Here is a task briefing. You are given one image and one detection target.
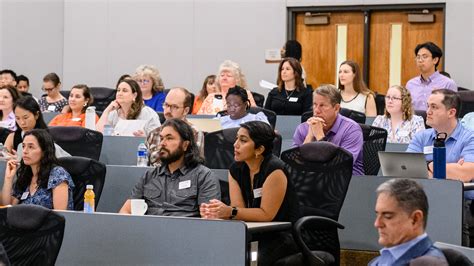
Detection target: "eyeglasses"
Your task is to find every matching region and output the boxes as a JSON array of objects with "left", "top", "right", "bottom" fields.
[
  {"left": 137, "top": 79, "right": 151, "bottom": 84},
  {"left": 415, "top": 54, "right": 431, "bottom": 62},
  {"left": 385, "top": 96, "right": 402, "bottom": 101},
  {"left": 162, "top": 103, "right": 183, "bottom": 111}
]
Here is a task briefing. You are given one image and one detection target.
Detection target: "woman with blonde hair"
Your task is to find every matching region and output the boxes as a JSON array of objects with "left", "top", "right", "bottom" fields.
[
  {"left": 198, "top": 60, "right": 256, "bottom": 114},
  {"left": 372, "top": 85, "right": 425, "bottom": 143},
  {"left": 338, "top": 60, "right": 377, "bottom": 116},
  {"left": 133, "top": 65, "right": 166, "bottom": 112}
]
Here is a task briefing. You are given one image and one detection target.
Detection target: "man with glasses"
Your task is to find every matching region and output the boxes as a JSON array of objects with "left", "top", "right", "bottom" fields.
[
  {"left": 406, "top": 42, "right": 457, "bottom": 111},
  {"left": 146, "top": 87, "right": 204, "bottom": 166},
  {"left": 292, "top": 84, "right": 364, "bottom": 175}
]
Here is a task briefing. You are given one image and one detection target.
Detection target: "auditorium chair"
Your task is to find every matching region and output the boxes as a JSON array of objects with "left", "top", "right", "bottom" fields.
[
  {"left": 48, "top": 126, "right": 103, "bottom": 160},
  {"left": 0, "top": 127, "right": 12, "bottom": 146},
  {"left": 359, "top": 124, "right": 388, "bottom": 175},
  {"left": 414, "top": 109, "right": 431, "bottom": 129},
  {"left": 440, "top": 248, "right": 472, "bottom": 266},
  {"left": 251, "top": 91, "right": 265, "bottom": 107},
  {"left": 301, "top": 108, "right": 366, "bottom": 124},
  {"left": 375, "top": 93, "right": 386, "bottom": 115},
  {"left": 458, "top": 90, "right": 474, "bottom": 118},
  {"left": 89, "top": 87, "right": 116, "bottom": 113}
]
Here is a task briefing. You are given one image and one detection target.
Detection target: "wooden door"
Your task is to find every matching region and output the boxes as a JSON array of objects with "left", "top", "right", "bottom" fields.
[
  {"left": 369, "top": 10, "right": 445, "bottom": 94},
  {"left": 295, "top": 12, "right": 365, "bottom": 89}
]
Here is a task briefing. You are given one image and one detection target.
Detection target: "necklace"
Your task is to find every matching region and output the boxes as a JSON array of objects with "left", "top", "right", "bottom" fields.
[
  {"left": 285, "top": 89, "right": 296, "bottom": 100},
  {"left": 341, "top": 92, "right": 360, "bottom": 103}
]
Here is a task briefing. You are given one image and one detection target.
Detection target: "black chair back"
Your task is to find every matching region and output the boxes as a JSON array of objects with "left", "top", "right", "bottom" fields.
[
  {"left": 0, "top": 205, "right": 65, "bottom": 265},
  {"left": 280, "top": 142, "right": 353, "bottom": 265},
  {"left": 58, "top": 156, "right": 107, "bottom": 211},
  {"left": 89, "top": 87, "right": 116, "bottom": 112},
  {"left": 48, "top": 126, "right": 103, "bottom": 160},
  {"left": 0, "top": 127, "right": 12, "bottom": 146},
  {"left": 251, "top": 91, "right": 265, "bottom": 107},
  {"left": 440, "top": 248, "right": 472, "bottom": 266},
  {"left": 157, "top": 112, "right": 166, "bottom": 124},
  {"left": 59, "top": 90, "right": 71, "bottom": 99},
  {"left": 204, "top": 127, "right": 282, "bottom": 169},
  {"left": 375, "top": 93, "right": 386, "bottom": 115},
  {"left": 359, "top": 124, "right": 388, "bottom": 175},
  {"left": 458, "top": 90, "right": 474, "bottom": 118},
  {"left": 301, "top": 108, "right": 366, "bottom": 124}
]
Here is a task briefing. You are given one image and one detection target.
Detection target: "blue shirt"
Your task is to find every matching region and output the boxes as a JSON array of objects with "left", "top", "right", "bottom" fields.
[
  {"left": 144, "top": 91, "right": 166, "bottom": 112},
  {"left": 407, "top": 122, "right": 474, "bottom": 198},
  {"left": 375, "top": 233, "right": 428, "bottom": 265},
  {"left": 461, "top": 112, "right": 474, "bottom": 131}
]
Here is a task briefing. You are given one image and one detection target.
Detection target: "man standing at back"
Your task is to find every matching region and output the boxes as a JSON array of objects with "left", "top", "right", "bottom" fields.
[
  {"left": 119, "top": 118, "right": 220, "bottom": 217},
  {"left": 406, "top": 42, "right": 457, "bottom": 111},
  {"left": 370, "top": 178, "right": 447, "bottom": 265}
]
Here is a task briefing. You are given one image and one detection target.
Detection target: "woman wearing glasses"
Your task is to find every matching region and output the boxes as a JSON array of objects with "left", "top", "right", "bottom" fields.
[
  {"left": 96, "top": 79, "right": 161, "bottom": 136},
  {"left": 218, "top": 86, "right": 269, "bottom": 129},
  {"left": 372, "top": 85, "right": 425, "bottom": 143},
  {"left": 38, "top": 73, "right": 68, "bottom": 113},
  {"left": 133, "top": 65, "right": 166, "bottom": 112}
]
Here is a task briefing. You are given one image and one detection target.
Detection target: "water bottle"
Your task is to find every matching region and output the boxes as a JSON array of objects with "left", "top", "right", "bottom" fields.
[
  {"left": 85, "top": 106, "right": 96, "bottom": 130},
  {"left": 433, "top": 132, "right": 447, "bottom": 179},
  {"left": 103, "top": 124, "right": 114, "bottom": 136},
  {"left": 137, "top": 143, "right": 148, "bottom": 167},
  {"left": 84, "top": 185, "right": 95, "bottom": 213}
]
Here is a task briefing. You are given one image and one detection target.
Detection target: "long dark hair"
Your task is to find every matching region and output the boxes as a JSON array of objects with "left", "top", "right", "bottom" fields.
[
  {"left": 161, "top": 118, "right": 203, "bottom": 168},
  {"left": 15, "top": 129, "right": 59, "bottom": 192},
  {"left": 14, "top": 96, "right": 48, "bottom": 131},
  {"left": 240, "top": 121, "right": 275, "bottom": 156},
  {"left": 199, "top": 75, "right": 216, "bottom": 100},
  {"left": 117, "top": 79, "right": 144, "bottom": 119},
  {"left": 276, "top": 57, "right": 304, "bottom": 92}
]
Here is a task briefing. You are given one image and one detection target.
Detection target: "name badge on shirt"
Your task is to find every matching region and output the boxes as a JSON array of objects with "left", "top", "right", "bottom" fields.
[
  {"left": 72, "top": 117, "right": 81, "bottom": 122},
  {"left": 423, "top": 146, "right": 433, "bottom": 155},
  {"left": 398, "top": 130, "right": 409, "bottom": 137},
  {"left": 21, "top": 191, "right": 29, "bottom": 200},
  {"left": 179, "top": 180, "right": 191, "bottom": 190},
  {"left": 253, "top": 188, "right": 262, "bottom": 198},
  {"left": 288, "top": 97, "right": 298, "bottom": 102},
  {"left": 47, "top": 105, "right": 57, "bottom": 112}
]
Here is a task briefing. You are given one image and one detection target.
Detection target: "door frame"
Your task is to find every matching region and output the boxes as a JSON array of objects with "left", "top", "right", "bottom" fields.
[{"left": 287, "top": 3, "right": 446, "bottom": 86}]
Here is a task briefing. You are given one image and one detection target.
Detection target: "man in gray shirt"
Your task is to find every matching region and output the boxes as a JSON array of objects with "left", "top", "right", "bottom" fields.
[{"left": 119, "top": 118, "right": 220, "bottom": 217}]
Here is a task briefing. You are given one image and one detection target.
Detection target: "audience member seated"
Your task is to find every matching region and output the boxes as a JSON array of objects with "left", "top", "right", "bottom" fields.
[
  {"left": 201, "top": 121, "right": 299, "bottom": 265},
  {"left": 5, "top": 97, "right": 70, "bottom": 158},
  {"left": 146, "top": 87, "right": 204, "bottom": 166},
  {"left": 133, "top": 65, "right": 166, "bottom": 112},
  {"left": 264, "top": 57, "right": 312, "bottom": 115},
  {"left": 192, "top": 75, "right": 217, "bottom": 114},
  {"left": 16, "top": 74, "right": 29, "bottom": 93},
  {"left": 407, "top": 89, "right": 474, "bottom": 246},
  {"left": 96, "top": 79, "right": 161, "bottom": 137},
  {"left": 281, "top": 40, "right": 307, "bottom": 83},
  {"left": 338, "top": 60, "right": 377, "bottom": 116},
  {"left": 372, "top": 85, "right": 425, "bottom": 143},
  {"left": 116, "top": 74, "right": 131, "bottom": 88},
  {"left": 49, "top": 84, "right": 99, "bottom": 127},
  {"left": 0, "top": 69, "right": 17, "bottom": 88},
  {"left": 38, "top": 73, "right": 68, "bottom": 113},
  {"left": 370, "top": 178, "right": 447, "bottom": 265},
  {"left": 119, "top": 119, "right": 220, "bottom": 216},
  {"left": 218, "top": 86, "right": 269, "bottom": 129},
  {"left": 292, "top": 84, "right": 364, "bottom": 175},
  {"left": 461, "top": 112, "right": 474, "bottom": 131},
  {"left": 198, "top": 60, "right": 256, "bottom": 114},
  {"left": 406, "top": 42, "right": 457, "bottom": 111},
  {"left": 0, "top": 86, "right": 21, "bottom": 131},
  {"left": 1, "top": 129, "right": 75, "bottom": 210}
]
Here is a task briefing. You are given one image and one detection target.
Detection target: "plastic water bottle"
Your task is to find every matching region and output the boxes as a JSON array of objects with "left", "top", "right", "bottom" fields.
[
  {"left": 103, "top": 124, "right": 114, "bottom": 136},
  {"left": 433, "top": 132, "right": 447, "bottom": 179},
  {"left": 85, "top": 106, "right": 96, "bottom": 130},
  {"left": 137, "top": 143, "right": 148, "bottom": 167},
  {"left": 84, "top": 185, "right": 95, "bottom": 213}
]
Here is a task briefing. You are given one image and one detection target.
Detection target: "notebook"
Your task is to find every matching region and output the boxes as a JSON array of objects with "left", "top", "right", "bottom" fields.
[
  {"left": 378, "top": 151, "right": 429, "bottom": 178},
  {"left": 187, "top": 118, "right": 222, "bottom": 133}
]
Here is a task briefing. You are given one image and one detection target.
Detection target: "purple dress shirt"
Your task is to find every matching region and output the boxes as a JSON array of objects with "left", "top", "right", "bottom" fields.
[
  {"left": 406, "top": 71, "right": 457, "bottom": 111},
  {"left": 292, "top": 114, "right": 365, "bottom": 175}
]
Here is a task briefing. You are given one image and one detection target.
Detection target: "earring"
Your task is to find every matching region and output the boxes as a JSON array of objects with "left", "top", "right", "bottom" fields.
[{"left": 83, "top": 103, "right": 87, "bottom": 107}]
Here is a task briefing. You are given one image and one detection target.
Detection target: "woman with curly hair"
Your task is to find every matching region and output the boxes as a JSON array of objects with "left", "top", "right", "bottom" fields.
[{"left": 134, "top": 65, "right": 166, "bottom": 112}]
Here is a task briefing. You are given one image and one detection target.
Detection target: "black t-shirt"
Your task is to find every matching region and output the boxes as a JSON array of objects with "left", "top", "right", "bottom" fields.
[
  {"left": 264, "top": 87, "right": 312, "bottom": 115},
  {"left": 229, "top": 154, "right": 299, "bottom": 222}
]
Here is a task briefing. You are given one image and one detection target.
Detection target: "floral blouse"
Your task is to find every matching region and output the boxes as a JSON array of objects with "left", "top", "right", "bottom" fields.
[
  {"left": 39, "top": 96, "right": 68, "bottom": 112},
  {"left": 372, "top": 115, "right": 425, "bottom": 144},
  {"left": 13, "top": 166, "right": 75, "bottom": 210}
]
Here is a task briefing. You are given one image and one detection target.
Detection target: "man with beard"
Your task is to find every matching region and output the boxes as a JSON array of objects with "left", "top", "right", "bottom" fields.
[{"left": 119, "top": 118, "right": 220, "bottom": 216}]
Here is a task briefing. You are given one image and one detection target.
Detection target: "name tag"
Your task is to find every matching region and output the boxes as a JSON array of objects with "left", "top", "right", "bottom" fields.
[
  {"left": 398, "top": 130, "right": 409, "bottom": 137},
  {"left": 288, "top": 97, "right": 298, "bottom": 102},
  {"left": 253, "top": 188, "right": 262, "bottom": 198},
  {"left": 21, "top": 192, "right": 29, "bottom": 200},
  {"left": 423, "top": 146, "right": 433, "bottom": 155},
  {"left": 72, "top": 117, "right": 81, "bottom": 122},
  {"left": 179, "top": 180, "right": 191, "bottom": 190},
  {"left": 47, "top": 105, "right": 56, "bottom": 112}
]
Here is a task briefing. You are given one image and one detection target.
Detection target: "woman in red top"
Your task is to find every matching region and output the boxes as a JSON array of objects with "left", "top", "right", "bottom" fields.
[{"left": 49, "top": 84, "right": 98, "bottom": 127}]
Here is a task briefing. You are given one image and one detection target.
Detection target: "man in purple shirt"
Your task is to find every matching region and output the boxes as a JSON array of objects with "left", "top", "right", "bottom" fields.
[
  {"left": 406, "top": 42, "right": 457, "bottom": 111},
  {"left": 292, "top": 84, "right": 364, "bottom": 175}
]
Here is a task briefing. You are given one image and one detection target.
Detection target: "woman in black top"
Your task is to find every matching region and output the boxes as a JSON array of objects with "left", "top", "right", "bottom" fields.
[
  {"left": 265, "top": 57, "right": 312, "bottom": 115},
  {"left": 201, "top": 121, "right": 298, "bottom": 265}
]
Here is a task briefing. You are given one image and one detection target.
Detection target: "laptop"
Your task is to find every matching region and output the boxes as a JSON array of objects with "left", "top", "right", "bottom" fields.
[
  {"left": 378, "top": 151, "right": 429, "bottom": 178},
  {"left": 187, "top": 118, "right": 222, "bottom": 132}
]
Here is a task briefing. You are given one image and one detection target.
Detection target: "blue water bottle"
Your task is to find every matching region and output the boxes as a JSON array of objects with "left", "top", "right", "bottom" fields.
[{"left": 433, "top": 132, "right": 447, "bottom": 179}]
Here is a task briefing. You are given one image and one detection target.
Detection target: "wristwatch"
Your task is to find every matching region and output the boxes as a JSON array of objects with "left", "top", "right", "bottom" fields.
[{"left": 230, "top": 207, "right": 238, "bottom": 219}]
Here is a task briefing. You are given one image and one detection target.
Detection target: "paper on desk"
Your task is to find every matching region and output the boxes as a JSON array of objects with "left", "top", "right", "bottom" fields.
[
  {"left": 259, "top": 80, "right": 277, "bottom": 90},
  {"left": 113, "top": 119, "right": 147, "bottom": 136}
]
